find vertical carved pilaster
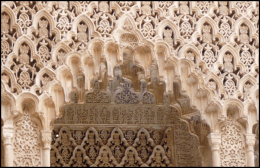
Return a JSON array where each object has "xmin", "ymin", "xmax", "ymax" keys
[
  {"xmin": 208, "ymin": 133, "xmax": 221, "ymax": 167},
  {"xmin": 2, "ymin": 127, "xmax": 14, "ymax": 167}
]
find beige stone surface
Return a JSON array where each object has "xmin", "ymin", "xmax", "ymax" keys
[{"xmin": 1, "ymin": 1, "xmax": 259, "ymax": 167}]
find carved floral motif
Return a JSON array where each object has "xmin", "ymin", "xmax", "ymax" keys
[
  {"xmin": 85, "ymin": 81, "xmax": 110, "ymax": 103},
  {"xmin": 220, "ymin": 117, "xmax": 246, "ymax": 167},
  {"xmin": 13, "ymin": 108, "xmax": 41, "ymax": 166},
  {"xmin": 158, "ymin": 1, "xmax": 173, "ymax": 13},
  {"xmin": 114, "ymin": 83, "xmax": 139, "ymax": 104},
  {"xmin": 197, "ymin": 1, "xmax": 210, "ymax": 14},
  {"xmin": 235, "ymin": 2, "xmax": 252, "ymax": 14}
]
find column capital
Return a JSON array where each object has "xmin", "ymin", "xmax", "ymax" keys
[
  {"xmin": 207, "ymin": 133, "xmax": 221, "ymax": 151},
  {"xmin": 41, "ymin": 130, "xmax": 52, "ymax": 149},
  {"xmin": 245, "ymin": 134, "xmax": 256, "ymax": 149},
  {"xmin": 2, "ymin": 127, "xmax": 14, "ymax": 145}
]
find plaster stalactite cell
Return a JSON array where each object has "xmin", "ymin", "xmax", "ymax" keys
[
  {"xmin": 202, "ymin": 24, "xmax": 212, "ymax": 44},
  {"xmin": 208, "ymin": 80, "xmax": 217, "ymax": 95},
  {"xmin": 219, "ymin": 1, "xmax": 228, "ymax": 16},
  {"xmin": 222, "ymin": 53, "xmax": 239, "ymax": 96},
  {"xmin": 1, "ymin": 14, "xmax": 10, "ymax": 34},
  {"xmin": 202, "ymin": 44, "xmax": 216, "ymax": 68},
  {"xmin": 219, "ymin": 16, "xmax": 233, "ymax": 42},
  {"xmin": 56, "ymin": 49, "xmax": 67, "ymax": 67},
  {"xmin": 240, "ymin": 45, "xmax": 254, "ymax": 73},
  {"xmin": 235, "ymin": 2, "xmax": 252, "ymax": 14},
  {"xmin": 197, "ymin": 1, "xmax": 210, "ymax": 14},
  {"xmin": 1, "ymin": 13, "xmax": 14, "ymax": 65},
  {"xmin": 41, "ymin": 74, "xmax": 52, "ymax": 90},
  {"xmin": 52, "ymin": 2, "xmax": 74, "ymax": 39},
  {"xmin": 185, "ymin": 51, "xmax": 195, "ymax": 62},
  {"xmin": 77, "ymin": 22, "xmax": 88, "ymax": 42},
  {"xmin": 38, "ymin": 39, "xmax": 51, "ymax": 65},
  {"xmin": 224, "ymin": 53, "xmax": 233, "ymax": 73},
  {"xmin": 180, "ymin": 16, "xmax": 194, "ymax": 40},
  {"xmin": 251, "ymin": 3, "xmax": 259, "ymax": 34},
  {"xmin": 243, "ymin": 82, "xmax": 252, "ymax": 100},
  {"xmin": 11, "ymin": 44, "xmax": 40, "ymax": 90},
  {"xmin": 141, "ymin": 17, "xmax": 156, "ymax": 40},
  {"xmin": 163, "ymin": 28, "xmax": 174, "ymax": 47},
  {"xmin": 117, "ymin": 1, "xmax": 135, "ymax": 12},
  {"xmin": 224, "ymin": 74, "xmax": 236, "ymax": 96},
  {"xmin": 79, "ymin": 1, "xmax": 91, "ymax": 13},
  {"xmin": 17, "ymin": 7, "xmax": 32, "ymax": 34},
  {"xmin": 38, "ymin": 19, "xmax": 49, "ymax": 38},
  {"xmin": 0, "ymin": 1, "xmax": 259, "ymax": 167},
  {"xmin": 92, "ymin": 1, "xmax": 115, "ymax": 38},
  {"xmin": 179, "ymin": 1, "xmax": 190, "ymax": 15},
  {"xmin": 135, "ymin": 2, "xmax": 157, "ymax": 40},
  {"xmin": 141, "ymin": 2, "xmax": 152, "ymax": 16},
  {"xmin": 240, "ymin": 25, "xmax": 250, "ymax": 44},
  {"xmin": 158, "ymin": 1, "xmax": 173, "ymax": 13}
]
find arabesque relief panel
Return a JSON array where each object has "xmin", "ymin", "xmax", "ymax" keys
[{"xmin": 52, "ymin": 105, "xmax": 201, "ymax": 167}]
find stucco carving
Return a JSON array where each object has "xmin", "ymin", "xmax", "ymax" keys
[
  {"xmin": 13, "ymin": 106, "xmax": 41, "ymax": 166},
  {"xmin": 50, "ymin": 123, "xmax": 201, "ymax": 167},
  {"xmin": 219, "ymin": 115, "xmax": 246, "ymax": 166}
]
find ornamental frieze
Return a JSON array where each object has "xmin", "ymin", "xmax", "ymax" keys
[{"xmin": 55, "ymin": 104, "xmax": 175, "ymax": 125}]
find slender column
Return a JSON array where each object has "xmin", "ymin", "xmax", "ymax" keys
[
  {"xmin": 245, "ymin": 134, "xmax": 256, "ymax": 167},
  {"xmin": 2, "ymin": 127, "xmax": 14, "ymax": 167},
  {"xmin": 208, "ymin": 133, "xmax": 221, "ymax": 167},
  {"xmin": 41, "ymin": 130, "xmax": 52, "ymax": 167}
]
